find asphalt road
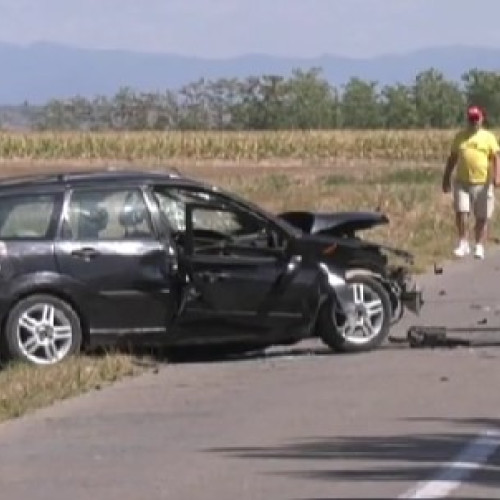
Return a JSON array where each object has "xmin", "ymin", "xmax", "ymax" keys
[{"xmin": 2, "ymin": 250, "xmax": 500, "ymax": 499}]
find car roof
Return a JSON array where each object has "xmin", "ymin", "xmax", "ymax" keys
[{"xmin": 0, "ymin": 167, "xmax": 206, "ymax": 192}]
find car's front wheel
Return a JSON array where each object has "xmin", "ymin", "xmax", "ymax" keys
[
  {"xmin": 319, "ymin": 274, "xmax": 392, "ymax": 353},
  {"xmin": 3, "ymin": 294, "xmax": 82, "ymax": 365}
]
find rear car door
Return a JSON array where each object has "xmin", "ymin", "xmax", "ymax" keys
[
  {"xmin": 150, "ymin": 185, "xmax": 321, "ymax": 343},
  {"xmin": 54, "ymin": 185, "xmax": 177, "ymax": 336}
]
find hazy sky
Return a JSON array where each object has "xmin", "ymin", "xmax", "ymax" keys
[{"xmin": 1, "ymin": 0, "xmax": 500, "ymax": 58}]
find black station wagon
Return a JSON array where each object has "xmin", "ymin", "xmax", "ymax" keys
[{"xmin": 0, "ymin": 169, "xmax": 422, "ymax": 365}]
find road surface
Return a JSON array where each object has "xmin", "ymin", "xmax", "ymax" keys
[{"xmin": 1, "ymin": 251, "xmax": 500, "ymax": 499}]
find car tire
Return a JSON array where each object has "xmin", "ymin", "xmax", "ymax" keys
[
  {"xmin": 319, "ymin": 274, "xmax": 392, "ymax": 353},
  {"xmin": 3, "ymin": 294, "xmax": 82, "ymax": 366}
]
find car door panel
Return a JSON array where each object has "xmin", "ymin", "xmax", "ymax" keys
[
  {"xmin": 173, "ymin": 251, "xmax": 321, "ymax": 343},
  {"xmin": 169, "ymin": 200, "xmax": 320, "ymax": 341},
  {"xmin": 55, "ymin": 239, "xmax": 175, "ymax": 331},
  {"xmin": 54, "ymin": 187, "xmax": 177, "ymax": 334}
]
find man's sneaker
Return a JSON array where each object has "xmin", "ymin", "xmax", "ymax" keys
[
  {"xmin": 453, "ymin": 240, "xmax": 470, "ymax": 257},
  {"xmin": 474, "ymin": 243, "xmax": 485, "ymax": 259}
]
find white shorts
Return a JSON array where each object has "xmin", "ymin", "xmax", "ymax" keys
[{"xmin": 453, "ymin": 181, "xmax": 494, "ymax": 219}]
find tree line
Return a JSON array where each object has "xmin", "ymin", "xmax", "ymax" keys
[{"xmin": 3, "ymin": 67, "xmax": 500, "ymax": 131}]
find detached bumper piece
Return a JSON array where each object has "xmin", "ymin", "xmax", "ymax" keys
[
  {"xmin": 407, "ymin": 325, "xmax": 500, "ymax": 348},
  {"xmin": 407, "ymin": 326, "xmax": 467, "ymax": 348}
]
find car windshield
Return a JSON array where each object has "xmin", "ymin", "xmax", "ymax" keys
[
  {"xmin": 152, "ymin": 184, "xmax": 302, "ymax": 238},
  {"xmin": 153, "ymin": 188, "xmax": 225, "ymax": 232}
]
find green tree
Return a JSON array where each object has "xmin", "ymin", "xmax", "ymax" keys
[
  {"xmin": 234, "ymin": 75, "xmax": 288, "ymax": 129},
  {"xmin": 282, "ymin": 68, "xmax": 338, "ymax": 129},
  {"xmin": 381, "ymin": 84, "xmax": 417, "ymax": 128},
  {"xmin": 203, "ymin": 78, "xmax": 242, "ymax": 129},
  {"xmin": 340, "ymin": 78, "xmax": 382, "ymax": 128},
  {"xmin": 176, "ymin": 79, "xmax": 212, "ymax": 130},
  {"xmin": 462, "ymin": 69, "xmax": 500, "ymax": 127},
  {"xmin": 35, "ymin": 99, "xmax": 84, "ymax": 130},
  {"xmin": 414, "ymin": 69, "xmax": 464, "ymax": 128}
]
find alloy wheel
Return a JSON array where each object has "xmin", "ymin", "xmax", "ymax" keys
[
  {"xmin": 336, "ymin": 281, "xmax": 385, "ymax": 344},
  {"xmin": 16, "ymin": 303, "xmax": 74, "ymax": 365}
]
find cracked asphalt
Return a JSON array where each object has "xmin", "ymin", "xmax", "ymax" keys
[{"xmin": 1, "ymin": 249, "xmax": 500, "ymax": 499}]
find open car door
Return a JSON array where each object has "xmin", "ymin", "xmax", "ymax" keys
[{"xmin": 168, "ymin": 196, "xmax": 321, "ymax": 345}]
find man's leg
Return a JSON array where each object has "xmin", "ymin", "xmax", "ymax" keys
[
  {"xmin": 453, "ymin": 182, "xmax": 471, "ymax": 256},
  {"xmin": 456, "ymin": 211, "xmax": 468, "ymax": 240},
  {"xmin": 474, "ymin": 217, "xmax": 487, "ymax": 244},
  {"xmin": 474, "ymin": 217, "xmax": 487, "ymax": 259},
  {"xmin": 472, "ymin": 184, "xmax": 494, "ymax": 259}
]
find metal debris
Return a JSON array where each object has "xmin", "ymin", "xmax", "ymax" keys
[{"xmin": 433, "ymin": 263, "xmax": 443, "ymax": 275}]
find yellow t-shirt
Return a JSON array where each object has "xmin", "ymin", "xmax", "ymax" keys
[{"xmin": 452, "ymin": 128, "xmax": 500, "ymax": 184}]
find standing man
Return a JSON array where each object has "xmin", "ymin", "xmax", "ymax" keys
[{"xmin": 442, "ymin": 105, "xmax": 500, "ymax": 259}]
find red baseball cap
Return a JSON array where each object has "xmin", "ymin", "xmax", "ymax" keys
[{"xmin": 467, "ymin": 105, "xmax": 484, "ymax": 122}]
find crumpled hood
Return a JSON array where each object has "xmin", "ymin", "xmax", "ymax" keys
[
  {"xmin": 278, "ymin": 210, "xmax": 389, "ymax": 237},
  {"xmin": 278, "ymin": 210, "xmax": 413, "ymax": 262}
]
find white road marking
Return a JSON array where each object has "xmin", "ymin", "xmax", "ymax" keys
[{"xmin": 399, "ymin": 428, "xmax": 500, "ymax": 499}]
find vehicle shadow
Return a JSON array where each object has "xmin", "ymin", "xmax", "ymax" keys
[
  {"xmin": 91, "ymin": 341, "xmax": 337, "ymax": 365},
  {"xmin": 87, "ymin": 332, "xmax": 500, "ymax": 367},
  {"xmin": 204, "ymin": 417, "xmax": 500, "ymax": 497}
]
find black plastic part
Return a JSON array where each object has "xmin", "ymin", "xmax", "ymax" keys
[{"xmin": 405, "ymin": 325, "xmax": 500, "ymax": 348}]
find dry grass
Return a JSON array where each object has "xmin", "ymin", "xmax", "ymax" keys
[
  {"xmin": 0, "ymin": 353, "xmax": 146, "ymax": 423},
  {"xmin": 1, "ymin": 156, "xmax": 499, "ymax": 422}
]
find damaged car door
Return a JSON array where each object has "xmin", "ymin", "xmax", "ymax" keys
[{"xmin": 151, "ymin": 185, "xmax": 323, "ymax": 345}]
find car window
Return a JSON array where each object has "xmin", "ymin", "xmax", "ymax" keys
[
  {"xmin": 152, "ymin": 187, "xmax": 222, "ymax": 232},
  {"xmin": 0, "ymin": 193, "xmax": 58, "ymax": 239},
  {"xmin": 63, "ymin": 188, "xmax": 154, "ymax": 241},
  {"xmin": 152, "ymin": 186, "xmax": 283, "ymax": 253},
  {"xmin": 190, "ymin": 205, "xmax": 263, "ymax": 238}
]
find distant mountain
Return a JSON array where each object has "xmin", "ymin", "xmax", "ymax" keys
[{"xmin": 1, "ymin": 42, "xmax": 500, "ymax": 104}]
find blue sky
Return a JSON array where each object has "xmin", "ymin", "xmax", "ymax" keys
[{"xmin": 1, "ymin": 0, "xmax": 500, "ymax": 58}]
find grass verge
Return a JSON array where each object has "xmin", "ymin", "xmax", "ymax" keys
[{"xmin": 0, "ymin": 353, "xmax": 147, "ymax": 423}]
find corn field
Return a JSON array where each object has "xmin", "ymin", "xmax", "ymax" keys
[{"xmin": 0, "ymin": 130, "xmax": 477, "ymax": 162}]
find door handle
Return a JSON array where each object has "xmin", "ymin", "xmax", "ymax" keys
[{"xmin": 71, "ymin": 247, "xmax": 100, "ymax": 261}]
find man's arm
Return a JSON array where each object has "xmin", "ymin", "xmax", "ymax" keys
[
  {"xmin": 490, "ymin": 135, "xmax": 500, "ymax": 187},
  {"xmin": 442, "ymin": 152, "xmax": 457, "ymax": 193},
  {"xmin": 491, "ymin": 152, "xmax": 500, "ymax": 186}
]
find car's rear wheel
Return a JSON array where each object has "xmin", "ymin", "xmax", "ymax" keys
[
  {"xmin": 319, "ymin": 274, "xmax": 392, "ymax": 353},
  {"xmin": 3, "ymin": 294, "xmax": 82, "ymax": 365}
]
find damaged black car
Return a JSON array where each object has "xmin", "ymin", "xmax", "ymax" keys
[{"xmin": 0, "ymin": 169, "xmax": 422, "ymax": 365}]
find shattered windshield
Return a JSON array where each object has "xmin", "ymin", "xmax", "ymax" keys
[{"xmin": 153, "ymin": 187, "xmax": 219, "ymax": 231}]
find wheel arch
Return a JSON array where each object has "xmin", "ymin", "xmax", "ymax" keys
[
  {"xmin": 344, "ymin": 267, "xmax": 383, "ymax": 280},
  {"xmin": 344, "ymin": 266, "xmax": 402, "ymax": 320},
  {"xmin": 345, "ymin": 266, "xmax": 399, "ymax": 297}
]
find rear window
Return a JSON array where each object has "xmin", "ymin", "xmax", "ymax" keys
[{"xmin": 0, "ymin": 193, "xmax": 58, "ymax": 240}]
